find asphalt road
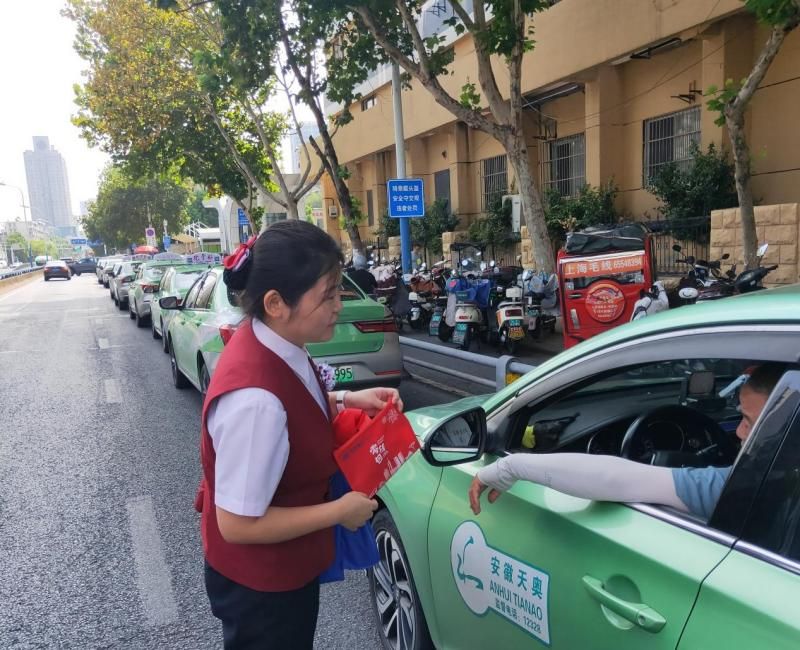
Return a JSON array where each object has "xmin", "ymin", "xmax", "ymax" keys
[{"xmin": 0, "ymin": 275, "xmax": 471, "ymax": 650}]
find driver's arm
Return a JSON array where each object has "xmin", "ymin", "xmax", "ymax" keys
[{"xmin": 476, "ymin": 453, "xmax": 688, "ymax": 511}]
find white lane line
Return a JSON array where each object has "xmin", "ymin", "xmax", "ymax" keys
[
  {"xmin": 0, "ymin": 349, "xmax": 43, "ymax": 354},
  {"xmin": 126, "ymin": 496, "xmax": 180, "ymax": 627},
  {"xmin": 104, "ymin": 379, "xmax": 122, "ymax": 403},
  {"xmin": 98, "ymin": 338, "xmax": 110, "ymax": 349}
]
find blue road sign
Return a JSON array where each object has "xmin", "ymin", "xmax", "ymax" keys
[
  {"xmin": 387, "ymin": 178, "xmax": 425, "ymax": 218},
  {"xmin": 163, "ymin": 235, "xmax": 171, "ymax": 249},
  {"xmin": 88, "ymin": 240, "xmax": 103, "ymax": 247},
  {"xmin": 69, "ymin": 237, "xmax": 88, "ymax": 246},
  {"xmin": 237, "ymin": 207, "xmax": 249, "ymax": 226}
]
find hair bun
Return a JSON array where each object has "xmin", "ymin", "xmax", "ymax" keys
[{"xmin": 223, "ymin": 259, "xmax": 252, "ymax": 291}]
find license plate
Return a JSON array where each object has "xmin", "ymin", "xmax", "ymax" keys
[
  {"xmin": 429, "ymin": 312, "xmax": 442, "ymax": 335},
  {"xmin": 334, "ymin": 366, "xmax": 355, "ymax": 383},
  {"xmin": 508, "ymin": 326, "xmax": 525, "ymax": 340},
  {"xmin": 453, "ymin": 322, "xmax": 468, "ymax": 344}
]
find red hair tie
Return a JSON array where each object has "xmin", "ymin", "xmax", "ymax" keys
[{"xmin": 224, "ymin": 235, "xmax": 257, "ymax": 272}]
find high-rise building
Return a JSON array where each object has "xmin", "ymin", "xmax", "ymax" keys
[{"xmin": 23, "ymin": 136, "xmax": 73, "ymax": 231}]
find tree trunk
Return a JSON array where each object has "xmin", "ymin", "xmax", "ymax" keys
[
  {"xmin": 506, "ymin": 141, "xmax": 554, "ymax": 274},
  {"xmin": 285, "ymin": 199, "xmax": 300, "ymax": 220},
  {"xmin": 726, "ymin": 113, "xmax": 758, "ymax": 270}
]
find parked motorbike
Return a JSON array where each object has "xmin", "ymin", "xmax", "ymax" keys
[
  {"xmin": 371, "ymin": 263, "xmax": 411, "ymax": 330},
  {"xmin": 482, "ymin": 263, "xmax": 526, "ymax": 353},
  {"xmin": 523, "ymin": 271, "xmax": 558, "ymax": 341}
]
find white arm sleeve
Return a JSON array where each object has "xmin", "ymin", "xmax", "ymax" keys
[
  {"xmin": 207, "ymin": 387, "xmax": 290, "ymax": 517},
  {"xmin": 477, "ymin": 453, "xmax": 687, "ymax": 511}
]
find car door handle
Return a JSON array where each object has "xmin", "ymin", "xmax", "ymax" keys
[
  {"xmin": 569, "ymin": 293, "xmax": 582, "ymax": 299},
  {"xmin": 581, "ymin": 576, "xmax": 666, "ymax": 633}
]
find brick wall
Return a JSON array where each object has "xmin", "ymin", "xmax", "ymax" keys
[{"xmin": 710, "ymin": 203, "xmax": 799, "ymax": 286}]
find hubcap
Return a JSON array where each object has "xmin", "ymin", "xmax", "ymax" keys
[{"xmin": 372, "ymin": 529, "xmax": 417, "ymax": 650}]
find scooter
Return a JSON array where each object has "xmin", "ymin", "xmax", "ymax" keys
[
  {"xmin": 450, "ymin": 260, "xmax": 492, "ymax": 350},
  {"xmin": 679, "ymin": 244, "xmax": 777, "ymax": 304},
  {"xmin": 495, "ymin": 283, "xmax": 526, "ymax": 354},
  {"xmin": 523, "ymin": 271, "xmax": 558, "ymax": 340}
]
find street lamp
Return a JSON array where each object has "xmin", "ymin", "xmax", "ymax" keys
[{"xmin": 0, "ymin": 181, "xmax": 32, "ymax": 265}]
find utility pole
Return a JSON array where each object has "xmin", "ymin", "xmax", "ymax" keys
[
  {"xmin": 392, "ymin": 63, "xmax": 411, "ymax": 274},
  {"xmin": 0, "ymin": 181, "xmax": 32, "ymax": 265}
]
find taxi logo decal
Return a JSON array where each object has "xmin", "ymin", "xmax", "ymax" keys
[{"xmin": 451, "ymin": 521, "xmax": 551, "ymax": 645}]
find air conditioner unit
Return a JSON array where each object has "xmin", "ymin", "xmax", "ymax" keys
[
  {"xmin": 328, "ymin": 205, "xmax": 339, "ymax": 218},
  {"xmin": 502, "ymin": 194, "xmax": 522, "ymax": 233}
]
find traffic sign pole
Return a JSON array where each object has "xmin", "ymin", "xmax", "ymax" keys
[{"xmin": 392, "ymin": 63, "xmax": 412, "ymax": 274}]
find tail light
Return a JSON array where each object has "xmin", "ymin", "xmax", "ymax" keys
[
  {"xmin": 121, "ymin": 275, "xmax": 134, "ymax": 284},
  {"xmin": 142, "ymin": 284, "xmax": 159, "ymax": 293},
  {"xmin": 219, "ymin": 322, "xmax": 242, "ymax": 345},
  {"xmin": 354, "ymin": 318, "xmax": 397, "ymax": 334}
]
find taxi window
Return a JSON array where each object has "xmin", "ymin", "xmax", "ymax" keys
[
  {"xmin": 182, "ymin": 276, "xmax": 205, "ymax": 309},
  {"xmin": 195, "ymin": 274, "xmax": 218, "ymax": 309},
  {"xmin": 175, "ymin": 270, "xmax": 204, "ymax": 291}
]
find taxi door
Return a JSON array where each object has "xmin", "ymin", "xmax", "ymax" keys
[
  {"xmin": 559, "ymin": 249, "xmax": 652, "ymax": 349},
  {"xmin": 170, "ymin": 274, "xmax": 206, "ymax": 383},
  {"xmin": 425, "ymin": 458, "xmax": 731, "ymax": 649}
]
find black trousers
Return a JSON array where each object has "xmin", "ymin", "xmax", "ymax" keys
[{"xmin": 204, "ymin": 561, "xmax": 320, "ymax": 650}]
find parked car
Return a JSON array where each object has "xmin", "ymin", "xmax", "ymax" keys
[
  {"xmin": 68, "ymin": 257, "xmax": 97, "ymax": 275},
  {"xmin": 101, "ymin": 257, "xmax": 122, "ymax": 287},
  {"xmin": 368, "ymin": 285, "xmax": 800, "ymax": 650},
  {"xmin": 149, "ymin": 264, "xmax": 209, "ymax": 349},
  {"xmin": 43, "ymin": 260, "xmax": 71, "ymax": 281},
  {"xmin": 161, "ymin": 268, "xmax": 402, "ymax": 393},
  {"xmin": 108, "ymin": 260, "xmax": 143, "ymax": 309},
  {"xmin": 127, "ymin": 260, "xmax": 194, "ymax": 328}
]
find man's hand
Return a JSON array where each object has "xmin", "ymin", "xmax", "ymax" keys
[
  {"xmin": 469, "ymin": 476, "xmax": 502, "ymax": 515},
  {"xmin": 345, "ymin": 387, "xmax": 403, "ymax": 417}
]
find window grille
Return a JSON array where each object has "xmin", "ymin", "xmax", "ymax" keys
[
  {"xmin": 481, "ymin": 154, "xmax": 508, "ymax": 209},
  {"xmin": 361, "ymin": 96, "xmax": 377, "ymax": 111},
  {"xmin": 540, "ymin": 133, "xmax": 586, "ymax": 198},
  {"xmin": 263, "ymin": 213, "xmax": 286, "ymax": 228},
  {"xmin": 643, "ymin": 106, "xmax": 701, "ymax": 184}
]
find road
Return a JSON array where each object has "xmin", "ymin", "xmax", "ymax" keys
[{"xmin": 0, "ymin": 275, "xmax": 476, "ymax": 649}]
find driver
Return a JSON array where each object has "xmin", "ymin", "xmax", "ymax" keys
[{"xmin": 469, "ymin": 363, "xmax": 786, "ymax": 520}]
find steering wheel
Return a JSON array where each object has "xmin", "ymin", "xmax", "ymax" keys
[{"xmin": 620, "ymin": 404, "xmax": 732, "ymax": 466}]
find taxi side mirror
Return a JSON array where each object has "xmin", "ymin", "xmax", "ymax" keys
[
  {"xmin": 159, "ymin": 295, "xmax": 181, "ymax": 310},
  {"xmin": 422, "ymin": 407, "xmax": 486, "ymax": 467}
]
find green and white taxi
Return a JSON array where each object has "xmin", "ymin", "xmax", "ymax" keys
[
  {"xmin": 371, "ymin": 285, "xmax": 800, "ymax": 650},
  {"xmin": 160, "ymin": 266, "xmax": 403, "ymax": 394},
  {"xmin": 127, "ymin": 259, "xmax": 184, "ymax": 327},
  {"xmin": 149, "ymin": 264, "xmax": 209, "ymax": 350}
]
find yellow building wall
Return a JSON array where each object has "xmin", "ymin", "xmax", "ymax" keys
[{"xmin": 322, "ymin": 2, "xmax": 800, "ymax": 244}]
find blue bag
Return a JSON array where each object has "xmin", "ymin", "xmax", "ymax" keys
[{"xmin": 319, "ymin": 471, "xmax": 380, "ymax": 583}]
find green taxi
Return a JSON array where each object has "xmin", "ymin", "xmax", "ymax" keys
[
  {"xmin": 160, "ymin": 267, "xmax": 402, "ymax": 394},
  {"xmin": 149, "ymin": 264, "xmax": 209, "ymax": 349},
  {"xmin": 371, "ymin": 285, "xmax": 800, "ymax": 650},
  {"xmin": 127, "ymin": 260, "xmax": 180, "ymax": 327}
]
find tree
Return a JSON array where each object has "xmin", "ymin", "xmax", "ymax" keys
[
  {"xmin": 187, "ymin": 188, "xmax": 220, "ymax": 227},
  {"xmin": 411, "ymin": 198, "xmax": 459, "ymax": 256},
  {"xmin": 544, "ymin": 182, "xmax": 619, "ymax": 243},
  {"xmin": 212, "ymin": 0, "xmax": 367, "ymax": 256},
  {"xmin": 325, "ymin": 0, "xmax": 555, "ymax": 272},
  {"xmin": 66, "ymin": 0, "xmax": 283, "ymax": 230},
  {"xmin": 706, "ymin": 0, "xmax": 800, "ymax": 269},
  {"xmin": 82, "ymin": 165, "xmax": 191, "ymax": 250}
]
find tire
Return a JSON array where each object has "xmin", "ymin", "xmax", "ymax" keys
[
  {"xmin": 161, "ymin": 320, "xmax": 170, "ymax": 353},
  {"xmin": 437, "ymin": 322, "xmax": 453, "ymax": 342},
  {"xmin": 118, "ymin": 296, "xmax": 127, "ymax": 311},
  {"xmin": 44, "ymin": 277, "xmax": 49, "ymax": 282},
  {"xmin": 395, "ymin": 314, "xmax": 404, "ymax": 332},
  {"xmin": 199, "ymin": 362, "xmax": 211, "ymax": 395},
  {"xmin": 169, "ymin": 339, "xmax": 189, "ymax": 389},
  {"xmin": 129, "ymin": 302, "xmax": 136, "ymax": 319},
  {"xmin": 505, "ymin": 336, "xmax": 518, "ymax": 355},
  {"xmin": 75, "ymin": 271, "xmax": 81, "ymax": 276},
  {"xmin": 369, "ymin": 510, "xmax": 434, "ymax": 650},
  {"xmin": 408, "ymin": 314, "xmax": 423, "ymax": 330},
  {"xmin": 151, "ymin": 314, "xmax": 161, "ymax": 340}
]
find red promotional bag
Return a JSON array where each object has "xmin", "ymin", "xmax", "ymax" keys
[{"xmin": 333, "ymin": 400, "xmax": 420, "ymax": 498}]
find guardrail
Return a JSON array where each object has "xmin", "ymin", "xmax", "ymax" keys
[
  {"xmin": 0, "ymin": 265, "xmax": 38, "ymax": 280},
  {"xmin": 399, "ymin": 335, "xmax": 536, "ymax": 391}
]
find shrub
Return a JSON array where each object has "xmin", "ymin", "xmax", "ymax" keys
[{"xmin": 544, "ymin": 182, "xmax": 619, "ymax": 242}]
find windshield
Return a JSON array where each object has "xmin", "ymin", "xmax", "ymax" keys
[
  {"xmin": 143, "ymin": 268, "xmax": 165, "ymax": 281},
  {"xmin": 175, "ymin": 270, "xmax": 203, "ymax": 290}
]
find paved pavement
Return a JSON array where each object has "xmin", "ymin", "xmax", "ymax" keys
[{"xmin": 0, "ymin": 275, "xmax": 472, "ymax": 649}]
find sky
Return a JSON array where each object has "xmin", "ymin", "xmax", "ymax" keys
[
  {"xmin": 0, "ymin": 1, "xmax": 312, "ymax": 226},
  {"xmin": 0, "ymin": 0, "xmax": 108, "ymax": 223}
]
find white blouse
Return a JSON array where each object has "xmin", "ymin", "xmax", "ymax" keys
[{"xmin": 207, "ymin": 318, "xmax": 329, "ymax": 517}]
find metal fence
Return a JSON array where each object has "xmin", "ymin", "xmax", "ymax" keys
[{"xmin": 645, "ymin": 216, "xmax": 711, "ymax": 275}]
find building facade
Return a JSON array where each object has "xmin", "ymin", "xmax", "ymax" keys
[
  {"xmin": 320, "ymin": 0, "xmax": 800, "ymax": 251},
  {"xmin": 23, "ymin": 136, "xmax": 74, "ymax": 231}
]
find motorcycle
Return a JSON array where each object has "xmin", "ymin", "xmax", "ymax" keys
[
  {"xmin": 371, "ymin": 263, "xmax": 411, "ymax": 330},
  {"xmin": 407, "ymin": 264, "xmax": 442, "ymax": 330},
  {"xmin": 523, "ymin": 271, "xmax": 558, "ymax": 341},
  {"xmin": 482, "ymin": 262, "xmax": 526, "ymax": 353}
]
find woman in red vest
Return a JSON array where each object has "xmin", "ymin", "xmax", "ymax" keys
[{"xmin": 198, "ymin": 220, "xmax": 401, "ymax": 649}]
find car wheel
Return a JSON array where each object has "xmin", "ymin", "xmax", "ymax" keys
[
  {"xmin": 135, "ymin": 307, "xmax": 147, "ymax": 328},
  {"xmin": 161, "ymin": 321, "xmax": 170, "ymax": 353},
  {"xmin": 369, "ymin": 509, "xmax": 434, "ymax": 650},
  {"xmin": 118, "ymin": 297, "xmax": 127, "ymax": 311},
  {"xmin": 129, "ymin": 302, "xmax": 136, "ymax": 319},
  {"xmin": 169, "ymin": 339, "xmax": 189, "ymax": 389},
  {"xmin": 44, "ymin": 277, "xmax": 50, "ymax": 282},
  {"xmin": 199, "ymin": 362, "xmax": 211, "ymax": 395},
  {"xmin": 75, "ymin": 271, "xmax": 81, "ymax": 276},
  {"xmin": 151, "ymin": 314, "xmax": 161, "ymax": 340}
]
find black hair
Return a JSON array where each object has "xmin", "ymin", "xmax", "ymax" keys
[
  {"xmin": 746, "ymin": 362, "xmax": 789, "ymax": 396},
  {"xmin": 224, "ymin": 220, "xmax": 344, "ymax": 320}
]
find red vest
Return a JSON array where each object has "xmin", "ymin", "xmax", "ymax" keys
[{"xmin": 198, "ymin": 320, "xmax": 337, "ymax": 592}]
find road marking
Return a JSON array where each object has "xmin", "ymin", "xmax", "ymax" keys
[
  {"xmin": 0, "ymin": 349, "xmax": 43, "ymax": 354},
  {"xmin": 104, "ymin": 379, "xmax": 122, "ymax": 403},
  {"xmin": 126, "ymin": 496, "xmax": 180, "ymax": 627},
  {"xmin": 98, "ymin": 338, "xmax": 110, "ymax": 349}
]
